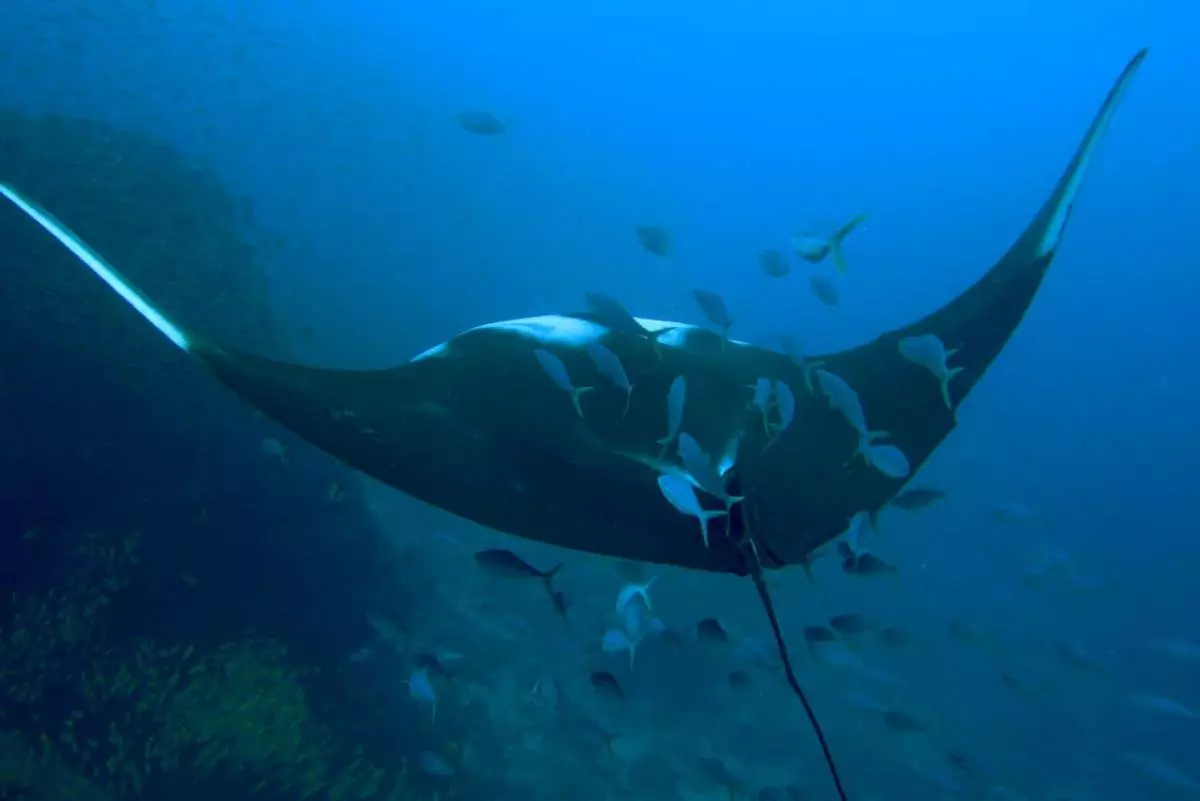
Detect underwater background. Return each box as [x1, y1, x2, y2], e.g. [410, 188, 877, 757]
[0, 1, 1197, 800]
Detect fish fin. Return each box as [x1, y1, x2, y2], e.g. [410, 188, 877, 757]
[941, 369, 964, 409]
[831, 213, 867, 245]
[622, 387, 632, 420]
[801, 561, 818, 586]
[831, 242, 848, 274]
[846, 432, 876, 468]
[541, 563, 564, 595]
[0, 183, 194, 351]
[698, 511, 726, 548]
[802, 361, 824, 393]
[868, 508, 882, 533]
[629, 643, 637, 671]
[571, 386, 594, 417]
[651, 339, 665, 361]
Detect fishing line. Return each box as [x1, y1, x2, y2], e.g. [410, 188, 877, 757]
[727, 476, 848, 801]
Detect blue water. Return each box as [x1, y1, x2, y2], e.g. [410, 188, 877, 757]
[1, 1, 1198, 800]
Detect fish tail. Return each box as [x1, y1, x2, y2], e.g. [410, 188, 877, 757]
[622, 387, 632, 419]
[540, 563, 564, 594]
[832, 213, 867, 245]
[846, 433, 874, 467]
[699, 511, 726, 548]
[831, 242, 848, 274]
[945, 367, 965, 410]
[571, 386, 593, 417]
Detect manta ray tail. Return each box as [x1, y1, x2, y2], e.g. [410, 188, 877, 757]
[728, 476, 848, 801]
[0, 183, 194, 352]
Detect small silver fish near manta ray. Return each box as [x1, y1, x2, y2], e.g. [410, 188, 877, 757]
[0, 48, 1149, 801]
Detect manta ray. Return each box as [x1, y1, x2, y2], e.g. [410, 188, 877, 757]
[0, 49, 1148, 800]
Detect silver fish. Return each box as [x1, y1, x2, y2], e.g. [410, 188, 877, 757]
[1127, 694, 1199, 720]
[778, 333, 822, 391]
[808, 274, 840, 307]
[772, 380, 796, 434]
[815, 368, 868, 435]
[863, 441, 910, 479]
[678, 433, 742, 508]
[793, 214, 866, 273]
[656, 472, 726, 547]
[456, 111, 505, 135]
[615, 577, 658, 614]
[419, 750, 455, 776]
[898, 333, 962, 410]
[407, 668, 437, 721]
[656, 375, 686, 455]
[692, 289, 732, 335]
[534, 348, 592, 417]
[588, 341, 634, 418]
[760, 248, 789, 278]
[750, 377, 772, 434]
[1123, 753, 1200, 794]
[636, 224, 671, 256]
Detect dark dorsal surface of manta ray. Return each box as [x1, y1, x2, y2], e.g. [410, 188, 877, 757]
[0, 50, 1147, 579]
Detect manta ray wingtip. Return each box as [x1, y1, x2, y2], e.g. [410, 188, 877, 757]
[0, 182, 194, 352]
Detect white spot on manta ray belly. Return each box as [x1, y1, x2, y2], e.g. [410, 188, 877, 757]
[410, 314, 751, 362]
[0, 183, 191, 351]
